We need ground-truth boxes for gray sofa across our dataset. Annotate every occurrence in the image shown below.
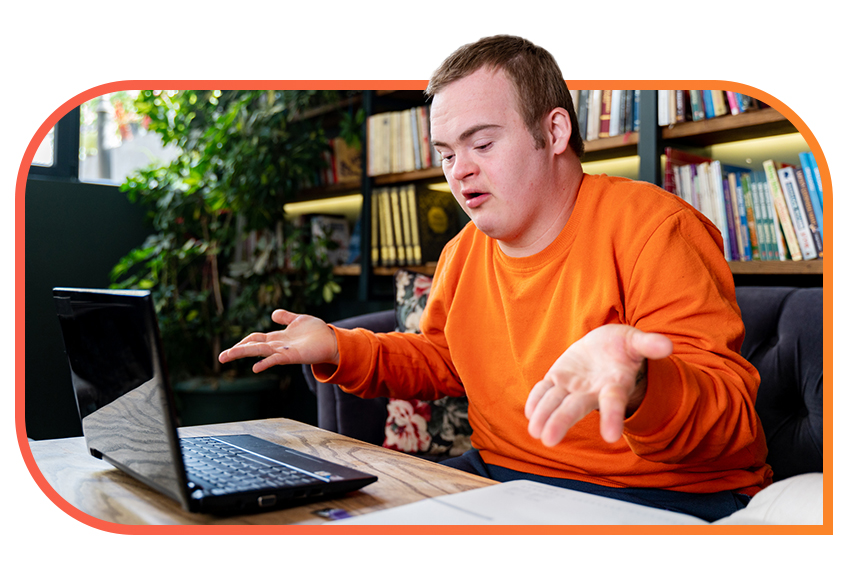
[303,286,824,524]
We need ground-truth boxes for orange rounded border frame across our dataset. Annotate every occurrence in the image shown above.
[15,80,833,536]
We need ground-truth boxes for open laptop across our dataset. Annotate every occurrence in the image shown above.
[52,287,377,515]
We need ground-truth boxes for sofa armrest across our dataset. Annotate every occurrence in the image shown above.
[301,310,396,445]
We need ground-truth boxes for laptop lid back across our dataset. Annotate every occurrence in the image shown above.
[53,287,191,508]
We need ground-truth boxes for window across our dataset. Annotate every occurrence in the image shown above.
[28,91,179,184]
[79,91,180,184]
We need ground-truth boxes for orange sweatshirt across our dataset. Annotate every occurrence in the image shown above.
[314,174,772,495]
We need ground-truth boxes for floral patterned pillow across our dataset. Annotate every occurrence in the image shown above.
[383,270,473,458]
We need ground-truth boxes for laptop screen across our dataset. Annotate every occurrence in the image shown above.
[53,288,189,505]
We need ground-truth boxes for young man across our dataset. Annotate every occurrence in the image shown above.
[219,36,770,521]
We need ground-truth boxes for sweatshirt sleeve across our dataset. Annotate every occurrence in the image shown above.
[311,243,465,401]
[621,209,767,467]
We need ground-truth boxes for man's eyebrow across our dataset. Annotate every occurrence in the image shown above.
[432,124,502,148]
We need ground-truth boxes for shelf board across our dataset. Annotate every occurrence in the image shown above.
[728,260,823,275]
[582,132,640,162]
[292,181,362,203]
[334,264,439,277]
[661,108,795,146]
[373,167,445,186]
[332,264,362,276]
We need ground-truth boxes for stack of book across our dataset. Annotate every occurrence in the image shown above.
[367,106,442,176]
[664,148,824,262]
[658,91,762,126]
[370,184,460,268]
[572,90,641,142]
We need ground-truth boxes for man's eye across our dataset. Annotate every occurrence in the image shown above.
[442,154,455,163]
[475,142,492,151]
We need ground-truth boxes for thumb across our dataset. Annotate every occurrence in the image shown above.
[271,309,301,326]
[629,329,673,361]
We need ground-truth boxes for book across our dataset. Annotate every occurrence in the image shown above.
[398,185,414,263]
[657,90,670,126]
[587,90,603,141]
[609,90,623,137]
[726,91,741,115]
[370,192,380,265]
[577,90,590,140]
[599,90,613,138]
[724,165,753,260]
[702,90,715,119]
[410,185,461,264]
[389,186,407,265]
[632,90,641,132]
[664,148,711,197]
[754,170,788,260]
[793,168,823,258]
[332,136,363,184]
[689,90,705,121]
[776,165,818,260]
[674,90,688,123]
[740,174,760,260]
[799,151,824,237]
[711,90,728,117]
[403,184,422,264]
[763,160,803,261]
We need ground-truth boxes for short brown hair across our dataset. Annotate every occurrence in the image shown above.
[426,35,584,158]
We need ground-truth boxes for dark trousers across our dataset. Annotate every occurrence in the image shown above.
[440,449,750,523]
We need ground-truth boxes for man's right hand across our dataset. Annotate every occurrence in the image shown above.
[218,310,339,373]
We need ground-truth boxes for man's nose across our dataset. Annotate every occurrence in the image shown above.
[449,151,477,181]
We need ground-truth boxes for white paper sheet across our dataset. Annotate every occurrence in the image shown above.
[334,480,709,525]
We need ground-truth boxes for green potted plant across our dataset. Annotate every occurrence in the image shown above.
[110,89,346,425]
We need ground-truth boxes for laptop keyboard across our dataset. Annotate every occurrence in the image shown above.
[181,437,322,496]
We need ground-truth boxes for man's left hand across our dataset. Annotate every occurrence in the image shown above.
[525,324,673,445]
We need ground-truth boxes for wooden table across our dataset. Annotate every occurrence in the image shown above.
[27,418,496,526]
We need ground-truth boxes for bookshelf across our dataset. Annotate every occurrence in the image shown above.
[289,89,824,299]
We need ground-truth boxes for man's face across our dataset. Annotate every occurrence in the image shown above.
[430,67,557,250]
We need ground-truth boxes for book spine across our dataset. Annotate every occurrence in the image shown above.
[632,90,641,132]
[725,91,740,115]
[587,90,602,141]
[709,161,732,260]
[624,90,634,133]
[405,185,422,264]
[689,90,704,121]
[389,187,406,265]
[702,90,715,119]
[399,183,414,263]
[799,151,824,235]
[742,173,762,260]
[777,166,818,260]
[722,177,740,260]
[763,160,802,260]
[733,173,752,260]
[609,90,622,137]
[599,90,612,138]
[657,90,669,126]
[711,91,728,117]
[793,167,824,258]
[370,191,380,266]
[577,90,590,140]
[675,90,687,123]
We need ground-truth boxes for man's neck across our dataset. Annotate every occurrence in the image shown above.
[497,161,584,258]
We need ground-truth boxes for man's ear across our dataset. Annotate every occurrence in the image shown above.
[547,107,572,155]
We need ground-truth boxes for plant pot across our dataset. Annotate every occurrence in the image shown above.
[173,374,289,427]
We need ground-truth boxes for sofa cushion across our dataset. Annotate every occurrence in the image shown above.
[382,270,472,458]
[735,287,823,482]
